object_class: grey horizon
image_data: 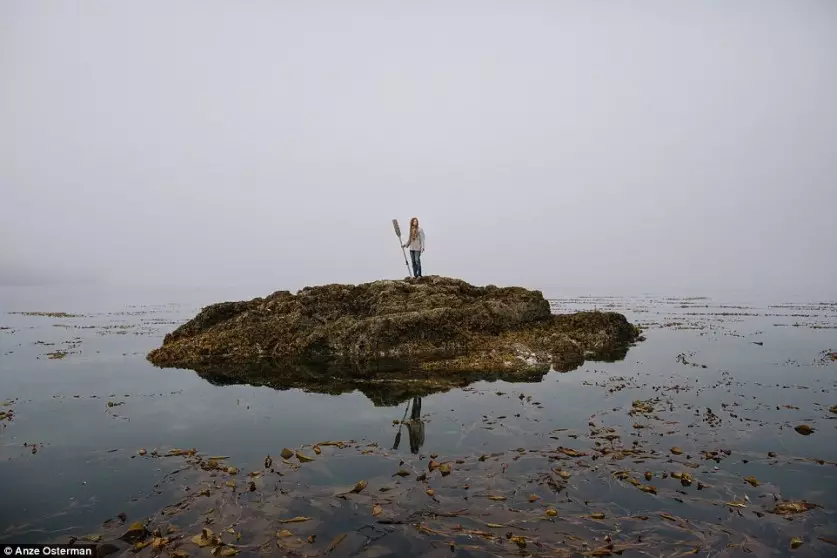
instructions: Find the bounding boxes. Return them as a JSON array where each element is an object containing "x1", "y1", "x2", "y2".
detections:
[{"x1": 1, "y1": 0, "x2": 835, "y2": 301}]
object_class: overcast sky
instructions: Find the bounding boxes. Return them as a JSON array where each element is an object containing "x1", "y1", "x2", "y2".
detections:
[{"x1": 1, "y1": 1, "x2": 835, "y2": 299}]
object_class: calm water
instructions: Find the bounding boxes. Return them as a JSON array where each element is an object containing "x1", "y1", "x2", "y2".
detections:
[{"x1": 1, "y1": 286, "x2": 835, "y2": 556}]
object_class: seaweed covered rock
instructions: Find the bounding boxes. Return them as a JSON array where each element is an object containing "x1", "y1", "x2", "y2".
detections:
[{"x1": 147, "y1": 276, "x2": 641, "y2": 375}]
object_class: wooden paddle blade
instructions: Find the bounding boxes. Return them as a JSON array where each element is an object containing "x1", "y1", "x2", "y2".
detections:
[{"x1": 392, "y1": 219, "x2": 402, "y2": 237}]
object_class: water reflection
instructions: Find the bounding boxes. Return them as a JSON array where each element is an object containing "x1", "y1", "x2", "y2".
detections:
[
  {"x1": 392, "y1": 397, "x2": 425, "y2": 454},
  {"x1": 182, "y1": 350, "x2": 635, "y2": 405},
  {"x1": 187, "y1": 361, "x2": 557, "y2": 406}
]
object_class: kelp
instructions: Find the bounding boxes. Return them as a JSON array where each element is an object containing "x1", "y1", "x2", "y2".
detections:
[{"x1": 62, "y1": 427, "x2": 835, "y2": 558}]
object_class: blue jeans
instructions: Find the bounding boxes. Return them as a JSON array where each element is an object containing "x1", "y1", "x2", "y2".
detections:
[{"x1": 410, "y1": 250, "x2": 422, "y2": 277}]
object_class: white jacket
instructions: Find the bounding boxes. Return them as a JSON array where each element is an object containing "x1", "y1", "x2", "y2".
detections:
[{"x1": 403, "y1": 228, "x2": 425, "y2": 251}]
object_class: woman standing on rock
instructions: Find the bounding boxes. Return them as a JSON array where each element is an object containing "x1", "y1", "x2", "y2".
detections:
[{"x1": 402, "y1": 217, "x2": 425, "y2": 278}]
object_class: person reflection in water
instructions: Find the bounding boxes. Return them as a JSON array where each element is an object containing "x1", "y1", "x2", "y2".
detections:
[{"x1": 392, "y1": 396, "x2": 425, "y2": 454}]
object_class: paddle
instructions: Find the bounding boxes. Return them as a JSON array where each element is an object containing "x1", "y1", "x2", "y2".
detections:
[
  {"x1": 392, "y1": 398, "x2": 412, "y2": 450},
  {"x1": 392, "y1": 219, "x2": 412, "y2": 277}
]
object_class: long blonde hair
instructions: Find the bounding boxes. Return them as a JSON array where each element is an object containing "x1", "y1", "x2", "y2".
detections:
[{"x1": 408, "y1": 217, "x2": 420, "y2": 242}]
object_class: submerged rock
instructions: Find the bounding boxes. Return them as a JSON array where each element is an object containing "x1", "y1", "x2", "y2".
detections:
[{"x1": 147, "y1": 276, "x2": 641, "y2": 378}]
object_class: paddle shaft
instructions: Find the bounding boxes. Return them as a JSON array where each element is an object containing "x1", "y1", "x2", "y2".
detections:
[
  {"x1": 392, "y1": 399, "x2": 412, "y2": 450},
  {"x1": 399, "y1": 243, "x2": 411, "y2": 275},
  {"x1": 392, "y1": 219, "x2": 412, "y2": 276}
]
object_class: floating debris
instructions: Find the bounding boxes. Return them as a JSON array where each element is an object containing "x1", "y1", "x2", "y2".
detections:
[
  {"x1": 769, "y1": 501, "x2": 820, "y2": 515},
  {"x1": 327, "y1": 533, "x2": 347, "y2": 552},
  {"x1": 295, "y1": 451, "x2": 314, "y2": 463},
  {"x1": 191, "y1": 528, "x2": 218, "y2": 548},
  {"x1": 638, "y1": 484, "x2": 657, "y2": 494},
  {"x1": 278, "y1": 516, "x2": 311, "y2": 524},
  {"x1": 119, "y1": 521, "x2": 149, "y2": 544},
  {"x1": 630, "y1": 399, "x2": 657, "y2": 415},
  {"x1": 10, "y1": 311, "x2": 84, "y2": 318}
]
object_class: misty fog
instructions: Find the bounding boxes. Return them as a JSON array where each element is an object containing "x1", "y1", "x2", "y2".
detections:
[{"x1": 2, "y1": 0, "x2": 835, "y2": 300}]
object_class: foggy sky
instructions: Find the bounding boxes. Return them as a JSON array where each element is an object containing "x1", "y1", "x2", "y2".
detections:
[{"x1": 2, "y1": 1, "x2": 836, "y2": 299}]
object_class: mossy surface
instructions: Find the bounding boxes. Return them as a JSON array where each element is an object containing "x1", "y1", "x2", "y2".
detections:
[{"x1": 147, "y1": 276, "x2": 642, "y2": 378}]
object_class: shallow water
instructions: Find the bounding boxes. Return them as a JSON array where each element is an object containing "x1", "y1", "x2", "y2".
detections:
[{"x1": 1, "y1": 287, "x2": 835, "y2": 556}]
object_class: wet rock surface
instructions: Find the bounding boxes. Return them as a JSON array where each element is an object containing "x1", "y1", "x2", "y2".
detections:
[{"x1": 147, "y1": 276, "x2": 642, "y2": 375}]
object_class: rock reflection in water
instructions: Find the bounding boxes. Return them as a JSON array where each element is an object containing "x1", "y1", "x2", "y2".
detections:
[
  {"x1": 181, "y1": 347, "x2": 632, "y2": 407},
  {"x1": 188, "y1": 360, "x2": 559, "y2": 406}
]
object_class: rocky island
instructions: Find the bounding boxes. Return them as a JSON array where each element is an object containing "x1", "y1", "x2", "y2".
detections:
[{"x1": 147, "y1": 277, "x2": 642, "y2": 386}]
